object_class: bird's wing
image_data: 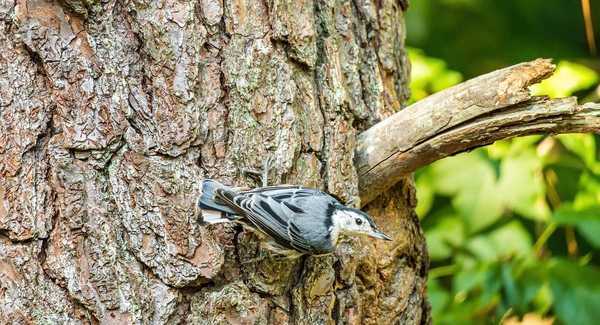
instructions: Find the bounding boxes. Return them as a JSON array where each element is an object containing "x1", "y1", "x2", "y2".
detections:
[
  {"x1": 241, "y1": 185, "x2": 307, "y2": 197},
  {"x1": 244, "y1": 185, "x2": 347, "y2": 206},
  {"x1": 242, "y1": 186, "x2": 326, "y2": 202},
  {"x1": 215, "y1": 189, "x2": 315, "y2": 253}
]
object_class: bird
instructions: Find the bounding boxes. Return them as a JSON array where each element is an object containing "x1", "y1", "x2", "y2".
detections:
[{"x1": 198, "y1": 179, "x2": 392, "y2": 259}]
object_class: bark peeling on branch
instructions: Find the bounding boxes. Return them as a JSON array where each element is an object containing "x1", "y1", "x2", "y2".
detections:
[{"x1": 356, "y1": 59, "x2": 600, "y2": 205}]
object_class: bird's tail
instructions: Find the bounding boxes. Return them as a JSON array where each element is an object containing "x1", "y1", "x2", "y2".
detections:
[{"x1": 198, "y1": 180, "x2": 239, "y2": 224}]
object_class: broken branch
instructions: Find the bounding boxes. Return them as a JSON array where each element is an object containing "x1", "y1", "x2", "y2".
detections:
[{"x1": 356, "y1": 59, "x2": 600, "y2": 205}]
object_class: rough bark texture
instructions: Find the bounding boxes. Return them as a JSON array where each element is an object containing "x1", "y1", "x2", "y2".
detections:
[
  {"x1": 357, "y1": 59, "x2": 600, "y2": 204},
  {"x1": 0, "y1": 0, "x2": 429, "y2": 323}
]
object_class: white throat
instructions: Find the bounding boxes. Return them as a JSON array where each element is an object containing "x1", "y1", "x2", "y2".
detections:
[
  {"x1": 330, "y1": 209, "x2": 366, "y2": 243},
  {"x1": 329, "y1": 210, "x2": 347, "y2": 245}
]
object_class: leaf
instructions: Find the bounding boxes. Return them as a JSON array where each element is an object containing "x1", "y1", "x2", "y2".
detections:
[
  {"x1": 501, "y1": 263, "x2": 520, "y2": 309},
  {"x1": 519, "y1": 270, "x2": 551, "y2": 314},
  {"x1": 430, "y1": 153, "x2": 503, "y2": 233},
  {"x1": 552, "y1": 205, "x2": 600, "y2": 248},
  {"x1": 453, "y1": 263, "x2": 503, "y2": 313},
  {"x1": 548, "y1": 259, "x2": 600, "y2": 325},
  {"x1": 553, "y1": 205, "x2": 600, "y2": 223},
  {"x1": 428, "y1": 278, "x2": 450, "y2": 318},
  {"x1": 415, "y1": 169, "x2": 435, "y2": 217},
  {"x1": 500, "y1": 259, "x2": 548, "y2": 315},
  {"x1": 487, "y1": 221, "x2": 533, "y2": 257},
  {"x1": 573, "y1": 173, "x2": 600, "y2": 210},
  {"x1": 431, "y1": 70, "x2": 462, "y2": 92},
  {"x1": 426, "y1": 215, "x2": 465, "y2": 260},
  {"x1": 530, "y1": 61, "x2": 599, "y2": 98},
  {"x1": 503, "y1": 313, "x2": 554, "y2": 325},
  {"x1": 531, "y1": 283, "x2": 553, "y2": 315},
  {"x1": 466, "y1": 221, "x2": 532, "y2": 261},
  {"x1": 576, "y1": 222, "x2": 600, "y2": 248},
  {"x1": 487, "y1": 136, "x2": 543, "y2": 159},
  {"x1": 547, "y1": 164, "x2": 584, "y2": 202},
  {"x1": 407, "y1": 48, "x2": 463, "y2": 103},
  {"x1": 497, "y1": 151, "x2": 550, "y2": 220},
  {"x1": 556, "y1": 134, "x2": 596, "y2": 169}
]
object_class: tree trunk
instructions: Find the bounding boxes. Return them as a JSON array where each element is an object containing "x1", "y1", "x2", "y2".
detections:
[{"x1": 0, "y1": 0, "x2": 429, "y2": 323}]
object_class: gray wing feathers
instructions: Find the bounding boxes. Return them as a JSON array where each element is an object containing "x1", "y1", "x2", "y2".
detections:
[
  {"x1": 213, "y1": 185, "x2": 339, "y2": 254},
  {"x1": 215, "y1": 188, "x2": 315, "y2": 253},
  {"x1": 245, "y1": 194, "x2": 313, "y2": 253}
]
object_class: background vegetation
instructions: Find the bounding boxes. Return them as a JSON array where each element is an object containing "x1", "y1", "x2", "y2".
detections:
[{"x1": 406, "y1": 1, "x2": 600, "y2": 324}]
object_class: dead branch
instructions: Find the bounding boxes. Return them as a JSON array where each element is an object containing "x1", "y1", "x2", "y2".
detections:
[{"x1": 356, "y1": 59, "x2": 600, "y2": 205}]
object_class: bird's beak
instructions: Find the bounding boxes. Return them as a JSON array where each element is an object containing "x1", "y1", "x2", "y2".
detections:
[{"x1": 370, "y1": 229, "x2": 393, "y2": 241}]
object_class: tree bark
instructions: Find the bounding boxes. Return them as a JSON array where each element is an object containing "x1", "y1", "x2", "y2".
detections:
[{"x1": 0, "y1": 0, "x2": 428, "y2": 324}]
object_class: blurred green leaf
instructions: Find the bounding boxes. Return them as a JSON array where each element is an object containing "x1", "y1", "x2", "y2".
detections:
[
  {"x1": 530, "y1": 61, "x2": 598, "y2": 98},
  {"x1": 553, "y1": 205, "x2": 600, "y2": 223},
  {"x1": 426, "y1": 215, "x2": 466, "y2": 260},
  {"x1": 415, "y1": 169, "x2": 435, "y2": 217},
  {"x1": 407, "y1": 48, "x2": 463, "y2": 103},
  {"x1": 552, "y1": 205, "x2": 600, "y2": 248},
  {"x1": 466, "y1": 221, "x2": 532, "y2": 261},
  {"x1": 517, "y1": 264, "x2": 551, "y2": 314},
  {"x1": 487, "y1": 136, "x2": 543, "y2": 160},
  {"x1": 548, "y1": 259, "x2": 600, "y2": 325},
  {"x1": 574, "y1": 173, "x2": 600, "y2": 210},
  {"x1": 577, "y1": 222, "x2": 600, "y2": 249},
  {"x1": 431, "y1": 70, "x2": 462, "y2": 92},
  {"x1": 501, "y1": 263, "x2": 520, "y2": 309},
  {"x1": 409, "y1": 45, "x2": 600, "y2": 324},
  {"x1": 430, "y1": 154, "x2": 503, "y2": 232},
  {"x1": 428, "y1": 279, "x2": 451, "y2": 318},
  {"x1": 497, "y1": 150, "x2": 550, "y2": 220},
  {"x1": 573, "y1": 188, "x2": 600, "y2": 211},
  {"x1": 556, "y1": 134, "x2": 597, "y2": 169},
  {"x1": 451, "y1": 263, "x2": 504, "y2": 324},
  {"x1": 546, "y1": 164, "x2": 584, "y2": 203},
  {"x1": 531, "y1": 283, "x2": 553, "y2": 315}
]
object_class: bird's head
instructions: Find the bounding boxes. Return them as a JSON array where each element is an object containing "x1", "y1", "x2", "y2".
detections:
[{"x1": 331, "y1": 206, "x2": 392, "y2": 241}]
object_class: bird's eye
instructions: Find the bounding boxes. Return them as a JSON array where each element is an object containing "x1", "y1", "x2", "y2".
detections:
[{"x1": 355, "y1": 218, "x2": 363, "y2": 225}]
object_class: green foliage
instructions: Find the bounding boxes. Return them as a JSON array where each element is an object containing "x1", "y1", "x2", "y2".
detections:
[
  {"x1": 411, "y1": 50, "x2": 600, "y2": 324},
  {"x1": 408, "y1": 48, "x2": 462, "y2": 102},
  {"x1": 553, "y1": 206, "x2": 600, "y2": 249},
  {"x1": 405, "y1": 0, "x2": 599, "y2": 78},
  {"x1": 531, "y1": 61, "x2": 599, "y2": 98},
  {"x1": 548, "y1": 259, "x2": 600, "y2": 325}
]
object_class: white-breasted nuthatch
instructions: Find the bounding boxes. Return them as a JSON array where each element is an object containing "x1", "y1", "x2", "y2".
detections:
[{"x1": 198, "y1": 179, "x2": 391, "y2": 258}]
